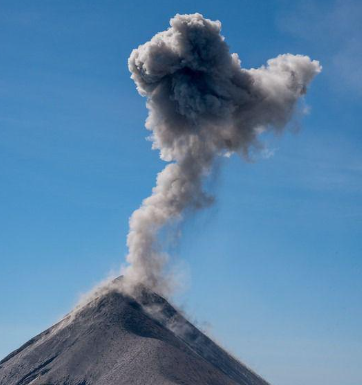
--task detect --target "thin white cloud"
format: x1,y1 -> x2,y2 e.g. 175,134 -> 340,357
278,0 -> 362,94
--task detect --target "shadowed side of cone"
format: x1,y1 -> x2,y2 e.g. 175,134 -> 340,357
0,289 -> 270,385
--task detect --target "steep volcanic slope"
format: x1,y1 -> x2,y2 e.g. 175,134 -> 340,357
0,288 -> 270,385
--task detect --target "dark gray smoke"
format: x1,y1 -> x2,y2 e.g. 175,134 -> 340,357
123,13 -> 321,294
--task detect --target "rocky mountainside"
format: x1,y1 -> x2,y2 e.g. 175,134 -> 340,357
0,285 -> 270,385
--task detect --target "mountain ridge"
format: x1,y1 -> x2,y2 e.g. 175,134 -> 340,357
0,285 -> 270,385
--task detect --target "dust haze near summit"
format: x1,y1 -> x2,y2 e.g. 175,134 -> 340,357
0,284 -> 271,385
123,13 -> 321,294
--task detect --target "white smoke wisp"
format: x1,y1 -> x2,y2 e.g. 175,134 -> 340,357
122,13 -> 321,295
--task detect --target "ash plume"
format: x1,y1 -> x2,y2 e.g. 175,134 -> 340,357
123,13 -> 321,294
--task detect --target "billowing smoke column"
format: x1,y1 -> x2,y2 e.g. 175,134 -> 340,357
123,13 -> 321,294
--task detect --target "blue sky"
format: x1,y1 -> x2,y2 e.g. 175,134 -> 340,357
0,1 -> 361,384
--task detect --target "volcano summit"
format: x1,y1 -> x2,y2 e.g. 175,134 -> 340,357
0,283 -> 270,385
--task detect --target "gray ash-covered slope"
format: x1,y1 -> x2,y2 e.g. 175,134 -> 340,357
0,287 -> 270,385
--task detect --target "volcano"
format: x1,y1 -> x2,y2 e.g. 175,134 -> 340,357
0,284 -> 270,385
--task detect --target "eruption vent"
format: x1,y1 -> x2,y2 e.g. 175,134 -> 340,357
123,13 -> 321,294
